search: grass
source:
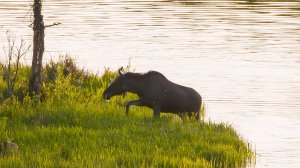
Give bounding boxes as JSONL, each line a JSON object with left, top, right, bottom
{"left": 0, "top": 56, "right": 254, "bottom": 167}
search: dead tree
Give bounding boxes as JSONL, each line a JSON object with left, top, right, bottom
{"left": 29, "top": 0, "right": 44, "bottom": 96}
{"left": 29, "top": 0, "right": 60, "bottom": 97}
{"left": 1, "top": 31, "right": 30, "bottom": 98}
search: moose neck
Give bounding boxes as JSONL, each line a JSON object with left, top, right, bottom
{"left": 123, "top": 74, "right": 145, "bottom": 96}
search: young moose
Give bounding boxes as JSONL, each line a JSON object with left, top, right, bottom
{"left": 103, "top": 67, "right": 204, "bottom": 121}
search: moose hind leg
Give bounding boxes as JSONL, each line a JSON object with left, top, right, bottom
{"left": 195, "top": 111, "right": 200, "bottom": 121}
{"left": 126, "top": 99, "right": 144, "bottom": 115}
{"left": 152, "top": 104, "right": 161, "bottom": 119}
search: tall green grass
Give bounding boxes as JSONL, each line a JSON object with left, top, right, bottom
{"left": 0, "top": 57, "right": 254, "bottom": 167}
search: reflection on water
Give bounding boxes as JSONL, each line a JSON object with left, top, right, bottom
{"left": 0, "top": 0, "right": 300, "bottom": 167}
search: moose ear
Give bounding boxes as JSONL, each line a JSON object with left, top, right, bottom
{"left": 118, "top": 67, "right": 125, "bottom": 76}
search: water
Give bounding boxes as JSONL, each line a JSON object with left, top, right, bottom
{"left": 1, "top": 0, "right": 300, "bottom": 167}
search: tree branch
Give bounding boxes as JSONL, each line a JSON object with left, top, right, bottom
{"left": 2, "top": 31, "right": 31, "bottom": 98}
{"left": 28, "top": 23, "right": 33, "bottom": 28}
{"left": 45, "top": 22, "right": 61, "bottom": 28}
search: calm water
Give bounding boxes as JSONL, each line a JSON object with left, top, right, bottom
{"left": 1, "top": 0, "right": 300, "bottom": 167}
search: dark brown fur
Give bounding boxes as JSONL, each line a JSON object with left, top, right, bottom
{"left": 103, "top": 68, "right": 202, "bottom": 121}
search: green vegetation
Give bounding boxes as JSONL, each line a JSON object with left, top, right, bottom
{"left": 0, "top": 56, "right": 254, "bottom": 167}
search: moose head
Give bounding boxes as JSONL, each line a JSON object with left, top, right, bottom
{"left": 102, "top": 67, "right": 126, "bottom": 100}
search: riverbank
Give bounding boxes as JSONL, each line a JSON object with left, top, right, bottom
{"left": 0, "top": 57, "right": 254, "bottom": 167}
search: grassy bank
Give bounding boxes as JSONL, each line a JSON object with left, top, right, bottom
{"left": 0, "top": 57, "right": 254, "bottom": 167}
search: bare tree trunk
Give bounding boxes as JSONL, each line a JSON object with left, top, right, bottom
{"left": 29, "top": 0, "right": 44, "bottom": 96}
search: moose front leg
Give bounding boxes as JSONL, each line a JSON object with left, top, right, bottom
{"left": 125, "top": 99, "right": 144, "bottom": 115}
{"left": 152, "top": 103, "right": 161, "bottom": 119}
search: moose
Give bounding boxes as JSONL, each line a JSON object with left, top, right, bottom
{"left": 103, "top": 67, "right": 204, "bottom": 121}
